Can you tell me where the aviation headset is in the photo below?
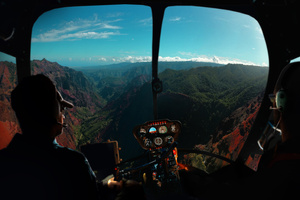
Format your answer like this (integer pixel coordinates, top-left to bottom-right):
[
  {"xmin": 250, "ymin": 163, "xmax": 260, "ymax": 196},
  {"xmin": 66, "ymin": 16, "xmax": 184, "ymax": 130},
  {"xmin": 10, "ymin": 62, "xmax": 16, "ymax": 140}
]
[
  {"xmin": 275, "ymin": 90, "xmax": 287, "ymax": 112},
  {"xmin": 273, "ymin": 62, "xmax": 300, "ymax": 112},
  {"xmin": 259, "ymin": 63, "xmax": 300, "ymax": 151}
]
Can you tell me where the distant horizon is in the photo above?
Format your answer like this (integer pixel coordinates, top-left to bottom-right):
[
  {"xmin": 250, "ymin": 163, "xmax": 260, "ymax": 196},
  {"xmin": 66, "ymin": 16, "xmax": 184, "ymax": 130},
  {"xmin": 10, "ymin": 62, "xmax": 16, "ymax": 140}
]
[
  {"xmin": 0, "ymin": 55, "xmax": 269, "ymax": 69},
  {"xmin": 37, "ymin": 56, "xmax": 269, "ymax": 67},
  {"xmin": 47, "ymin": 54, "xmax": 270, "ymax": 68}
]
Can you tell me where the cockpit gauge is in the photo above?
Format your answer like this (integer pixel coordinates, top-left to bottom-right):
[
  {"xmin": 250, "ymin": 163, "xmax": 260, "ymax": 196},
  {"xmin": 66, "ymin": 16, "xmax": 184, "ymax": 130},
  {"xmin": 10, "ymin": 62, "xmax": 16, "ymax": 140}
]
[
  {"xmin": 149, "ymin": 127, "xmax": 157, "ymax": 134},
  {"xmin": 144, "ymin": 138, "xmax": 152, "ymax": 147},
  {"xmin": 170, "ymin": 124, "xmax": 177, "ymax": 133},
  {"xmin": 165, "ymin": 136, "xmax": 174, "ymax": 144},
  {"xmin": 139, "ymin": 128, "xmax": 147, "ymax": 136},
  {"xmin": 154, "ymin": 137, "xmax": 163, "ymax": 146},
  {"xmin": 158, "ymin": 126, "xmax": 167, "ymax": 134}
]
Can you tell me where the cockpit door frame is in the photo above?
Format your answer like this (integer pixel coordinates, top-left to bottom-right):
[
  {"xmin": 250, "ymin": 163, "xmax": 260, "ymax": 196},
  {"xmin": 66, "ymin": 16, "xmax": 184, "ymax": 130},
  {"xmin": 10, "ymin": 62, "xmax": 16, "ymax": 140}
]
[{"xmin": 151, "ymin": 4, "xmax": 166, "ymax": 120}]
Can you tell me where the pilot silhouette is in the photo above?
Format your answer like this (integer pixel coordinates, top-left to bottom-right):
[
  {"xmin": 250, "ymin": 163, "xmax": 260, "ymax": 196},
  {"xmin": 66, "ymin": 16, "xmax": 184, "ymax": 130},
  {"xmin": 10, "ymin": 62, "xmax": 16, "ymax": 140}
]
[
  {"xmin": 254, "ymin": 62, "xmax": 300, "ymax": 199},
  {"xmin": 0, "ymin": 74, "xmax": 99, "ymax": 200}
]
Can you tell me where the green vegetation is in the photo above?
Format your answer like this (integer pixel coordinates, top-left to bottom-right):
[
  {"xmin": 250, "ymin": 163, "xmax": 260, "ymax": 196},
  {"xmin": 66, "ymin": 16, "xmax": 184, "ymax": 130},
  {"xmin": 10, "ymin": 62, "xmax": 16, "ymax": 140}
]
[
  {"xmin": 160, "ymin": 64, "xmax": 267, "ymax": 105},
  {"xmin": 156, "ymin": 64, "xmax": 268, "ymax": 147},
  {"xmin": 79, "ymin": 62, "xmax": 222, "ymax": 103},
  {"xmin": 73, "ymin": 63, "xmax": 268, "ymax": 159},
  {"xmin": 28, "ymin": 60, "xmax": 268, "ymax": 160}
]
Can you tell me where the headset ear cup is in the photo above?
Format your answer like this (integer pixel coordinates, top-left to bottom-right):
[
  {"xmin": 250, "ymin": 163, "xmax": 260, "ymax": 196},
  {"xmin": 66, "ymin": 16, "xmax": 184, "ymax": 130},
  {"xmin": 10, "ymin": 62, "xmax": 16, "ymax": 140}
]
[{"xmin": 276, "ymin": 90, "xmax": 287, "ymax": 112}]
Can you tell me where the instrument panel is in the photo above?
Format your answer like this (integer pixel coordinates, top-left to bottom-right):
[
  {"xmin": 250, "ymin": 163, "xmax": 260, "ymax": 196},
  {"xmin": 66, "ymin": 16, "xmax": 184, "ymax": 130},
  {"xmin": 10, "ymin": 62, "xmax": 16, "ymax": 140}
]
[{"xmin": 133, "ymin": 119, "xmax": 181, "ymax": 150}]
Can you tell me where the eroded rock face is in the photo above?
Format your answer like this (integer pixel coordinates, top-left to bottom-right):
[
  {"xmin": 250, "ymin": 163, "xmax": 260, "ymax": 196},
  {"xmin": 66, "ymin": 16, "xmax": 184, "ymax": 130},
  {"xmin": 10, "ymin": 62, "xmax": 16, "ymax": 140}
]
[
  {"xmin": 0, "ymin": 59, "xmax": 103, "ymax": 150},
  {"xmin": 0, "ymin": 61, "xmax": 21, "ymax": 149}
]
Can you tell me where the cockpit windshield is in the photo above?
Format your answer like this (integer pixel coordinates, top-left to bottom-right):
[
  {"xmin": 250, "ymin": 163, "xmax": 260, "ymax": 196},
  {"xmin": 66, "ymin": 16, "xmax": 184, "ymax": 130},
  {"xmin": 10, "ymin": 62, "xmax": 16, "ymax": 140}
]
[
  {"xmin": 157, "ymin": 6, "xmax": 268, "ymax": 172},
  {"xmin": 28, "ymin": 5, "xmax": 268, "ymax": 173},
  {"xmin": 31, "ymin": 4, "xmax": 154, "ymax": 155}
]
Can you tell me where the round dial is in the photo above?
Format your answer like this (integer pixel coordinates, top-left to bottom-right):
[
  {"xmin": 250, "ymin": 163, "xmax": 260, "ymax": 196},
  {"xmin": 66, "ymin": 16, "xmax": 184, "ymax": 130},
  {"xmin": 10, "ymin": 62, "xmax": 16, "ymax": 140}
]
[
  {"xmin": 165, "ymin": 136, "xmax": 174, "ymax": 144},
  {"xmin": 158, "ymin": 126, "xmax": 167, "ymax": 134},
  {"xmin": 149, "ymin": 127, "xmax": 157, "ymax": 134},
  {"xmin": 139, "ymin": 128, "xmax": 146, "ymax": 136},
  {"xmin": 144, "ymin": 138, "xmax": 152, "ymax": 147},
  {"xmin": 154, "ymin": 137, "xmax": 163, "ymax": 146},
  {"xmin": 170, "ymin": 124, "xmax": 177, "ymax": 133}
]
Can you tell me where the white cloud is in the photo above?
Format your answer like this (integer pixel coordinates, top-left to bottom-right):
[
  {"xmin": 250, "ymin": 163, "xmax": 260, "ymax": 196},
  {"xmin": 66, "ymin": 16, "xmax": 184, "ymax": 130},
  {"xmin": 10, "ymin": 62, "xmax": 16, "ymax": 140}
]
[
  {"xmin": 32, "ymin": 17, "xmax": 123, "ymax": 42},
  {"xmin": 32, "ymin": 31, "xmax": 122, "ymax": 42},
  {"xmin": 169, "ymin": 17, "xmax": 181, "ymax": 22},
  {"xmin": 117, "ymin": 56, "xmax": 152, "ymax": 63},
  {"xmin": 106, "ymin": 12, "xmax": 124, "ymax": 18},
  {"xmin": 170, "ymin": 52, "xmax": 260, "ymax": 66},
  {"xmin": 98, "ymin": 57, "xmax": 107, "ymax": 62},
  {"xmin": 139, "ymin": 17, "xmax": 152, "ymax": 26},
  {"xmin": 76, "ymin": 54, "xmax": 267, "ymax": 67},
  {"xmin": 98, "ymin": 23, "xmax": 122, "ymax": 30},
  {"xmin": 96, "ymin": 55, "xmax": 262, "ymax": 66},
  {"xmin": 159, "ymin": 56, "xmax": 187, "ymax": 62},
  {"xmin": 261, "ymin": 62, "xmax": 268, "ymax": 67},
  {"xmin": 178, "ymin": 51, "xmax": 198, "ymax": 57},
  {"xmin": 256, "ymin": 27, "xmax": 263, "ymax": 35},
  {"xmin": 165, "ymin": 55, "xmax": 262, "ymax": 66}
]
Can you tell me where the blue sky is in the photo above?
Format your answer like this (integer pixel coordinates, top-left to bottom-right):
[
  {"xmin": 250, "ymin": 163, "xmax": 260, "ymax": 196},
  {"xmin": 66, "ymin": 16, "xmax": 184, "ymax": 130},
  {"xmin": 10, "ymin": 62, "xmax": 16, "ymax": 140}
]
[{"xmin": 28, "ymin": 5, "xmax": 268, "ymax": 67}]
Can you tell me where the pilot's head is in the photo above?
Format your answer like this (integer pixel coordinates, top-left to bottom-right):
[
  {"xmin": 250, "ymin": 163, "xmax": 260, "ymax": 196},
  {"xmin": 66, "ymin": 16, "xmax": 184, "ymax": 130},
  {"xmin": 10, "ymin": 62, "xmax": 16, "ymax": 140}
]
[
  {"xmin": 273, "ymin": 62, "xmax": 300, "ymax": 142},
  {"xmin": 11, "ymin": 74, "xmax": 73, "ymax": 139}
]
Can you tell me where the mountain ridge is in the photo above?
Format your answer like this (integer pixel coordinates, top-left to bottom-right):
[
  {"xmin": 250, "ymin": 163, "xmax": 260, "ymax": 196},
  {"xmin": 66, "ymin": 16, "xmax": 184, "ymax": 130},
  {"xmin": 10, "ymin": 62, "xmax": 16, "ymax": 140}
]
[
  {"xmin": 0, "ymin": 59, "xmax": 104, "ymax": 149},
  {"xmin": 1, "ymin": 59, "xmax": 267, "ymax": 172}
]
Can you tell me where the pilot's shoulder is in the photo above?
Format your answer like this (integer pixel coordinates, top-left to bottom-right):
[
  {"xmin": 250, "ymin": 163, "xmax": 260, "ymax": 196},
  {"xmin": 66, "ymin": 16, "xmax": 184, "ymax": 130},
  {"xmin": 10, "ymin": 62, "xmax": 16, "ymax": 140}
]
[
  {"xmin": 55, "ymin": 145, "xmax": 87, "ymax": 163},
  {"xmin": 0, "ymin": 147, "xmax": 11, "ymax": 159}
]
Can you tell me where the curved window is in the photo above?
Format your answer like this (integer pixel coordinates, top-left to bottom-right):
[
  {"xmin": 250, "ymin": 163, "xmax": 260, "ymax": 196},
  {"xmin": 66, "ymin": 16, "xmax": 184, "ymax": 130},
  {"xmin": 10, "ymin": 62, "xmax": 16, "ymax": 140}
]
[
  {"xmin": 158, "ymin": 6, "xmax": 269, "ymax": 173},
  {"xmin": 31, "ymin": 5, "xmax": 153, "ymax": 156}
]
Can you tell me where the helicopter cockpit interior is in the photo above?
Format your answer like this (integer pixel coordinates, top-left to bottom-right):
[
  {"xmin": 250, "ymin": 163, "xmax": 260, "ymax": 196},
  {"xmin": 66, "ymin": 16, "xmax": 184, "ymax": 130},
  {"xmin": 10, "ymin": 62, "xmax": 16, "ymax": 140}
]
[{"xmin": 2, "ymin": 0, "xmax": 300, "ymax": 199}]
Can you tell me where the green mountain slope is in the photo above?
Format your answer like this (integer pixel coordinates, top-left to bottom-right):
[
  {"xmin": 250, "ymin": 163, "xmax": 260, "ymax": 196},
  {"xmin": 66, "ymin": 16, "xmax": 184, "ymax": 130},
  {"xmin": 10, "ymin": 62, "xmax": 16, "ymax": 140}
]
[
  {"xmin": 0, "ymin": 60, "xmax": 268, "ymax": 162},
  {"xmin": 80, "ymin": 62, "xmax": 223, "ymax": 102},
  {"xmin": 157, "ymin": 64, "xmax": 268, "ymax": 148},
  {"xmin": 91, "ymin": 64, "xmax": 268, "ymax": 159}
]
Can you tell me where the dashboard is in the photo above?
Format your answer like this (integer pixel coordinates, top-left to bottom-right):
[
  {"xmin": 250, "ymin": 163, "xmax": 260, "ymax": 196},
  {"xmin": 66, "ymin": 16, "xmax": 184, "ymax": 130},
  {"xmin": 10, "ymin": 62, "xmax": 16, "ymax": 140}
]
[{"xmin": 133, "ymin": 119, "xmax": 181, "ymax": 150}]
